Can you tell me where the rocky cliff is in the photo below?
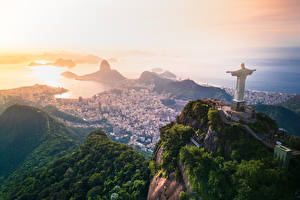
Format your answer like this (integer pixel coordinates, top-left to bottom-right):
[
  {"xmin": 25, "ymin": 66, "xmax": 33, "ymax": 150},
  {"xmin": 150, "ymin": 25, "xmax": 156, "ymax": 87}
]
[{"xmin": 147, "ymin": 145, "xmax": 186, "ymax": 200}]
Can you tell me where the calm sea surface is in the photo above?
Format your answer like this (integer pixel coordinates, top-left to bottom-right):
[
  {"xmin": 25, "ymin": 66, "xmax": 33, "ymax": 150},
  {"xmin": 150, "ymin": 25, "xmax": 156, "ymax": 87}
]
[
  {"xmin": 193, "ymin": 71, "xmax": 300, "ymax": 94},
  {"xmin": 0, "ymin": 63, "xmax": 109, "ymax": 98}
]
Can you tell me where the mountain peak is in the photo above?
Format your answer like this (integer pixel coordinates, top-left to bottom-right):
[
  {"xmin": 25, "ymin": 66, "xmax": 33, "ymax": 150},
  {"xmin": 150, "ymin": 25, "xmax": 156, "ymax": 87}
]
[
  {"xmin": 160, "ymin": 70, "xmax": 176, "ymax": 80},
  {"xmin": 65, "ymin": 59, "xmax": 126, "ymax": 83},
  {"xmin": 99, "ymin": 59, "xmax": 111, "ymax": 72},
  {"xmin": 139, "ymin": 71, "xmax": 162, "ymax": 82},
  {"xmin": 0, "ymin": 104, "xmax": 48, "ymax": 126}
]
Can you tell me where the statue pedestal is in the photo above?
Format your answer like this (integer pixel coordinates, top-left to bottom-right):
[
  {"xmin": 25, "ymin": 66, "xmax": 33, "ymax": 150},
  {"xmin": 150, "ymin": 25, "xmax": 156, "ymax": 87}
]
[{"xmin": 231, "ymin": 100, "xmax": 246, "ymax": 112}]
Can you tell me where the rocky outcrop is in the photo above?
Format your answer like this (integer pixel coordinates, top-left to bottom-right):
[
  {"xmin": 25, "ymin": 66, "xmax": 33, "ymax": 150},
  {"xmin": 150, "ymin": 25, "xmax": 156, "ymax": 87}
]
[
  {"xmin": 179, "ymin": 163, "xmax": 201, "ymax": 200},
  {"xmin": 147, "ymin": 173, "xmax": 185, "ymax": 200},
  {"xmin": 62, "ymin": 59, "xmax": 126, "ymax": 84},
  {"xmin": 203, "ymin": 126, "xmax": 218, "ymax": 153},
  {"xmin": 148, "ymin": 144, "xmax": 186, "ymax": 200},
  {"xmin": 99, "ymin": 59, "xmax": 111, "ymax": 72},
  {"xmin": 179, "ymin": 163, "xmax": 192, "ymax": 195},
  {"xmin": 154, "ymin": 144, "xmax": 164, "ymax": 165}
]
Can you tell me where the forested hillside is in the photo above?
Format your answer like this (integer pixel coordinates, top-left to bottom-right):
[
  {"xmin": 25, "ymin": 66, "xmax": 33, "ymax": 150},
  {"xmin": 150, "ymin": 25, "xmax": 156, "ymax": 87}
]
[
  {"xmin": 1, "ymin": 130, "xmax": 150, "ymax": 200},
  {"xmin": 0, "ymin": 105, "xmax": 79, "ymax": 182}
]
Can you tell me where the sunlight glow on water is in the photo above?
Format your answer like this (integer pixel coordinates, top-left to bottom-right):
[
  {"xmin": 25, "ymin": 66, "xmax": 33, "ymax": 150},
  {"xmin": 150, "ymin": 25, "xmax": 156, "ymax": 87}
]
[
  {"xmin": 0, "ymin": 62, "xmax": 108, "ymax": 99},
  {"xmin": 27, "ymin": 64, "xmax": 67, "ymax": 87},
  {"xmin": 33, "ymin": 60, "xmax": 53, "ymax": 64},
  {"xmin": 25, "ymin": 61, "xmax": 109, "ymax": 98}
]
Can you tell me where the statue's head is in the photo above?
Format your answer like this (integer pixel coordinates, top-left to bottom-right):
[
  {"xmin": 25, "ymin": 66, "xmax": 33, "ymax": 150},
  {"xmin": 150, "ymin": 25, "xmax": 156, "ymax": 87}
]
[{"xmin": 241, "ymin": 63, "xmax": 245, "ymax": 69}]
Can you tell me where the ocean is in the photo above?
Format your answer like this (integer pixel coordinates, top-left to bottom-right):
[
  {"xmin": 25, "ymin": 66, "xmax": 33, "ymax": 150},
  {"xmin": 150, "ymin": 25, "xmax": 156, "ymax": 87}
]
[
  {"xmin": 0, "ymin": 57, "xmax": 299, "ymax": 98},
  {"xmin": 194, "ymin": 70, "xmax": 300, "ymax": 94}
]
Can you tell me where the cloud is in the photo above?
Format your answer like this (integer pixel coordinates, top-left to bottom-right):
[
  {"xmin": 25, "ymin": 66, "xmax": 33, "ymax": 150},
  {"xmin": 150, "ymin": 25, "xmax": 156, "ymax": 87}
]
[{"xmin": 0, "ymin": 52, "xmax": 102, "ymax": 65}]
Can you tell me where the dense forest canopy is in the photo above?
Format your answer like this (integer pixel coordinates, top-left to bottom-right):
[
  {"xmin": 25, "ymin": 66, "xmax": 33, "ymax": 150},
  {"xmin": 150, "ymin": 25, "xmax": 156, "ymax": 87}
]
[{"xmin": 1, "ymin": 130, "xmax": 150, "ymax": 200}]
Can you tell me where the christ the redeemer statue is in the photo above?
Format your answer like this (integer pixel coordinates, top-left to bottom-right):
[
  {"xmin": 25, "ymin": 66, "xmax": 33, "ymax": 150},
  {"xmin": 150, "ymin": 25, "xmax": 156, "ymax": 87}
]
[{"xmin": 227, "ymin": 63, "xmax": 256, "ymax": 111}]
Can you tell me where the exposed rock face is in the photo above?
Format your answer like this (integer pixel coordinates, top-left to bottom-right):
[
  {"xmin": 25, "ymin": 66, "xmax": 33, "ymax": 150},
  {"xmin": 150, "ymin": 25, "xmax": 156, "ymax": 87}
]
[
  {"xmin": 148, "ymin": 144, "xmax": 186, "ymax": 200},
  {"xmin": 203, "ymin": 126, "xmax": 218, "ymax": 153},
  {"xmin": 99, "ymin": 59, "xmax": 111, "ymax": 72},
  {"xmin": 147, "ymin": 173, "xmax": 184, "ymax": 200},
  {"xmin": 154, "ymin": 144, "xmax": 164, "ymax": 165},
  {"xmin": 179, "ymin": 163, "xmax": 193, "ymax": 195}
]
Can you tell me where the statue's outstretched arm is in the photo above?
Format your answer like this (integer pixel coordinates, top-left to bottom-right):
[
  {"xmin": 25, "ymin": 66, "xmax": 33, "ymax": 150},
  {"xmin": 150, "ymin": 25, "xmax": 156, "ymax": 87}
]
[
  {"xmin": 226, "ymin": 70, "xmax": 239, "ymax": 76},
  {"xmin": 248, "ymin": 69, "xmax": 256, "ymax": 75}
]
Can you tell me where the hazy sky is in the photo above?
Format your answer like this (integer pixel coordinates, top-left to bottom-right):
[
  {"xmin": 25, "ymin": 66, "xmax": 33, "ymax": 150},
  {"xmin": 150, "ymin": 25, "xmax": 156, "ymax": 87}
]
[{"xmin": 1, "ymin": 0, "xmax": 300, "ymax": 54}]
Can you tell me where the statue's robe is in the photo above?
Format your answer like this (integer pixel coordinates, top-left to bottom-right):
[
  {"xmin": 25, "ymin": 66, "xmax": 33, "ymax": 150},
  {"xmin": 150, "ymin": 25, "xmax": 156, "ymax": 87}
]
[{"xmin": 229, "ymin": 68, "xmax": 255, "ymax": 101}]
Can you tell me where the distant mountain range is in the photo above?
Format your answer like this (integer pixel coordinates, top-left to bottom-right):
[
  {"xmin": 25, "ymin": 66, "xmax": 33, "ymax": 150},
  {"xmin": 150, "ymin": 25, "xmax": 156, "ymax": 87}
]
[
  {"xmin": 61, "ymin": 60, "xmax": 232, "ymax": 102},
  {"xmin": 150, "ymin": 68, "xmax": 177, "ymax": 80},
  {"xmin": 138, "ymin": 71, "xmax": 232, "ymax": 102}
]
